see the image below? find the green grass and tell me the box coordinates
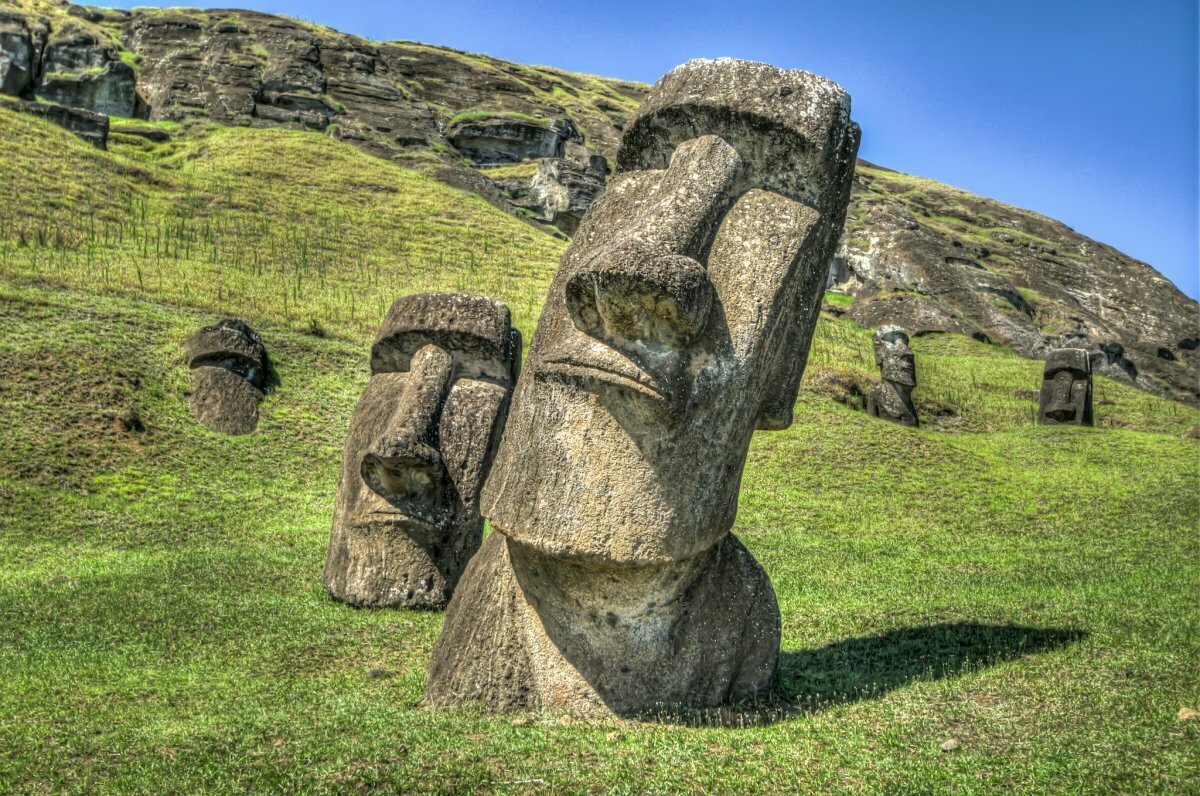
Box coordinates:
[0,106,564,341]
[0,102,1197,793]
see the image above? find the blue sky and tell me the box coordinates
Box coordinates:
[108,0,1199,298]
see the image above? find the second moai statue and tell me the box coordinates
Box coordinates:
[422,58,860,716]
[1037,348,1093,426]
[866,326,919,427]
[324,293,520,609]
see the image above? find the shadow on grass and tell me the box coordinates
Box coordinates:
[652,622,1085,728]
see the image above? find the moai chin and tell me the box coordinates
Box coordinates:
[866,326,919,427]
[1037,348,1093,426]
[423,59,861,716]
[184,318,269,435]
[324,293,520,609]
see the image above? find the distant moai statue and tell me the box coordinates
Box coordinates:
[324,293,520,609]
[184,318,270,435]
[1037,348,1093,426]
[866,326,918,427]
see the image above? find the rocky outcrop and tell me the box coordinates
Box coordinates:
[0,95,107,147]
[0,9,44,95]
[1,1,1195,405]
[37,21,136,117]
[528,141,608,234]
[0,2,637,214]
[835,163,1200,404]
[448,115,578,163]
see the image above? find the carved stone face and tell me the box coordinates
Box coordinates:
[481,60,861,565]
[874,326,916,388]
[184,318,268,435]
[324,294,519,608]
[1038,347,1093,426]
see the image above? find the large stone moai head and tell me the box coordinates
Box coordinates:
[424,59,860,716]
[866,326,919,427]
[1037,348,1093,426]
[184,318,269,435]
[324,294,520,609]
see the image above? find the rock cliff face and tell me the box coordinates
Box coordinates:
[0,0,643,231]
[1,0,1196,403]
[836,163,1198,403]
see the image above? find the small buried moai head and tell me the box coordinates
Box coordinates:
[481,59,861,563]
[324,293,520,608]
[184,318,269,435]
[873,326,916,388]
[1038,348,1093,426]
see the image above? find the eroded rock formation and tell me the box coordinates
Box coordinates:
[183,318,269,435]
[1037,348,1093,426]
[866,326,918,427]
[2,1,1195,405]
[836,164,1199,405]
[324,293,520,609]
[422,58,860,716]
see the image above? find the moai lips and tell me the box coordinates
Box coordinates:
[184,318,269,435]
[423,59,861,717]
[1037,348,1093,426]
[324,293,520,609]
[867,326,919,427]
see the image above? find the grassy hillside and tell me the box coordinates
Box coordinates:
[0,108,564,339]
[0,107,1197,792]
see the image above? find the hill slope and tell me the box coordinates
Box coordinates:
[0,43,1197,792]
[1,0,1195,406]
[0,277,1196,792]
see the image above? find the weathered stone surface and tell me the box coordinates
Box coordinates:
[424,58,860,716]
[839,164,1200,406]
[0,95,108,148]
[448,116,578,164]
[1037,348,1093,426]
[0,10,41,96]
[324,293,520,609]
[867,326,919,427]
[38,23,136,118]
[528,141,608,235]
[184,318,268,434]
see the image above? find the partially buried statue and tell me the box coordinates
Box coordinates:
[423,59,860,716]
[866,326,919,427]
[1037,348,1093,426]
[324,293,520,609]
[184,318,270,435]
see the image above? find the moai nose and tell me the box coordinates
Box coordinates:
[562,134,740,351]
[565,252,714,350]
[361,344,454,516]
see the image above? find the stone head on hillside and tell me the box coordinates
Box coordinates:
[324,293,520,609]
[1037,347,1093,426]
[867,326,919,427]
[184,318,270,435]
[424,58,861,716]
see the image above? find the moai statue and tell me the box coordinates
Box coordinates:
[866,326,919,427]
[324,293,520,609]
[184,318,269,435]
[423,59,860,716]
[1037,348,1093,426]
